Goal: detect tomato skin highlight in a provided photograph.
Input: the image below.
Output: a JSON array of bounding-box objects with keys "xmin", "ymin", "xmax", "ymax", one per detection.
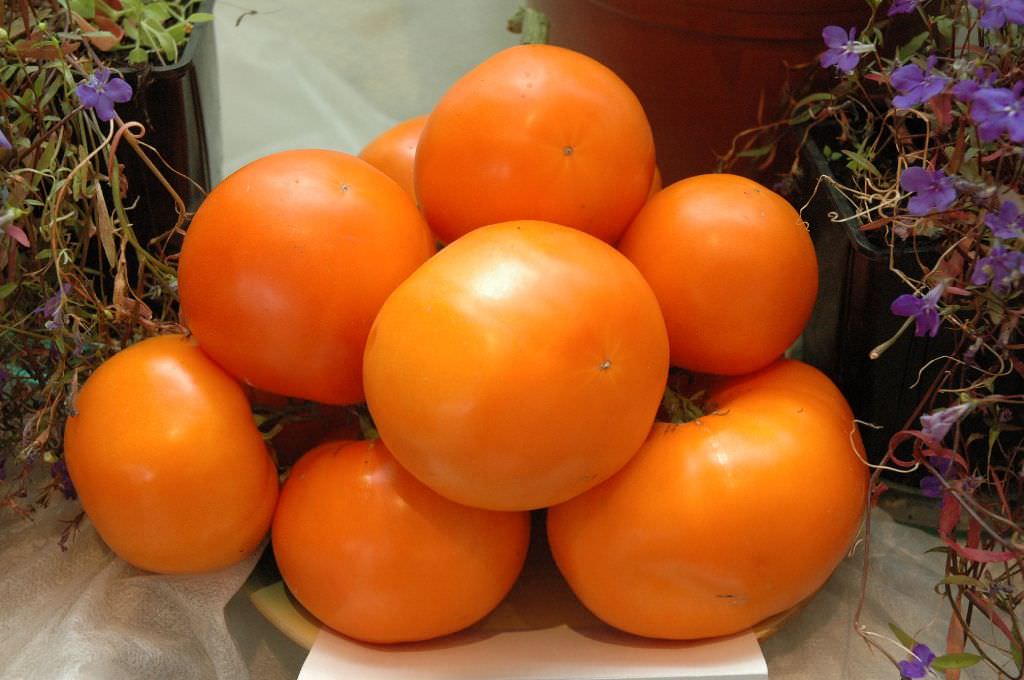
[
  {"xmin": 547, "ymin": 359, "xmax": 868, "ymax": 640},
  {"xmin": 415, "ymin": 44, "xmax": 655, "ymax": 244},
  {"xmin": 271, "ymin": 438, "xmax": 531, "ymax": 644},
  {"xmin": 178, "ymin": 148, "xmax": 436, "ymax": 405},
  {"xmin": 617, "ymin": 173, "xmax": 818, "ymax": 376},
  {"xmin": 63, "ymin": 334, "xmax": 279, "ymax": 574},
  {"xmin": 363, "ymin": 220, "xmax": 670, "ymax": 511}
]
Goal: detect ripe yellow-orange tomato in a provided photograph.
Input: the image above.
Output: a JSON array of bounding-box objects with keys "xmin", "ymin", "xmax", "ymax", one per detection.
[
  {"xmin": 415, "ymin": 44, "xmax": 655, "ymax": 244},
  {"xmin": 272, "ymin": 438, "xmax": 530, "ymax": 644},
  {"xmin": 178, "ymin": 149, "xmax": 436, "ymax": 405},
  {"xmin": 358, "ymin": 114, "xmax": 427, "ymax": 199},
  {"xmin": 547, "ymin": 359, "xmax": 868, "ymax": 640},
  {"xmin": 617, "ymin": 173, "xmax": 818, "ymax": 375},
  {"xmin": 63, "ymin": 335, "xmax": 279, "ymax": 574},
  {"xmin": 363, "ymin": 220, "xmax": 669, "ymax": 511}
]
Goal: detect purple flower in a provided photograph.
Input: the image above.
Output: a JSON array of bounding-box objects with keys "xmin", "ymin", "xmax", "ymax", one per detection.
[
  {"xmin": 986, "ymin": 201, "xmax": 1024, "ymax": 239},
  {"xmin": 899, "ymin": 643, "xmax": 936, "ymax": 678},
  {"xmin": 75, "ymin": 68, "xmax": 133, "ymax": 122},
  {"xmin": 35, "ymin": 282, "xmax": 73, "ymax": 330},
  {"xmin": 921, "ymin": 403, "xmax": 971, "ymax": 443},
  {"xmin": 970, "ymin": 84, "xmax": 1024, "ymax": 142},
  {"xmin": 900, "ymin": 166, "xmax": 957, "ymax": 215},
  {"xmin": 820, "ymin": 26, "xmax": 874, "ymax": 74},
  {"xmin": 920, "ymin": 455, "xmax": 954, "ymax": 497},
  {"xmin": 0, "ymin": 129, "xmax": 10, "ymax": 150},
  {"xmin": 889, "ymin": 0, "xmax": 920, "ymax": 14},
  {"xmin": 891, "ymin": 56, "xmax": 950, "ymax": 108},
  {"xmin": 969, "ymin": 0, "xmax": 1024, "ymax": 28},
  {"xmin": 952, "ymin": 68, "xmax": 996, "ymax": 103},
  {"xmin": 891, "ymin": 282, "xmax": 945, "ymax": 337},
  {"xmin": 971, "ymin": 246, "xmax": 1024, "ymax": 292}
]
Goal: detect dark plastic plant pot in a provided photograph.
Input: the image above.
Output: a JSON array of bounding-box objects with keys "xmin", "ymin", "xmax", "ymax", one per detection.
[
  {"xmin": 116, "ymin": 0, "xmax": 219, "ymax": 249},
  {"xmin": 797, "ymin": 138, "xmax": 955, "ymax": 467}
]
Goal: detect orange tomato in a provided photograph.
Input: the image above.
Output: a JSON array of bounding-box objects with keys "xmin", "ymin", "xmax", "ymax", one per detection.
[
  {"xmin": 617, "ymin": 173, "xmax": 818, "ymax": 375},
  {"xmin": 63, "ymin": 334, "xmax": 279, "ymax": 574},
  {"xmin": 271, "ymin": 438, "xmax": 531, "ymax": 643},
  {"xmin": 358, "ymin": 114, "xmax": 427, "ymax": 199},
  {"xmin": 363, "ymin": 220, "xmax": 669, "ymax": 511},
  {"xmin": 178, "ymin": 149, "xmax": 436, "ymax": 405},
  {"xmin": 547, "ymin": 359, "xmax": 868, "ymax": 640},
  {"xmin": 415, "ymin": 44, "xmax": 655, "ymax": 244}
]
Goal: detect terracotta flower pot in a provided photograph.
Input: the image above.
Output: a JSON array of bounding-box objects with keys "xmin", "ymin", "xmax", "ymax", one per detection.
[{"xmin": 529, "ymin": 0, "xmax": 869, "ymax": 184}]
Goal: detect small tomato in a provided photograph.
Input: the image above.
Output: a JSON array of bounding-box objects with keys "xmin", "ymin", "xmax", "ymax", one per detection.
[{"xmin": 63, "ymin": 335, "xmax": 279, "ymax": 574}]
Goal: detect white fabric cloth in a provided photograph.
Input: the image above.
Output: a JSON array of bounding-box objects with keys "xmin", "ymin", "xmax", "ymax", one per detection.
[
  {"xmin": 0, "ymin": 500, "xmax": 960, "ymax": 680},
  {"xmin": 0, "ymin": 499, "xmax": 258, "ymax": 680}
]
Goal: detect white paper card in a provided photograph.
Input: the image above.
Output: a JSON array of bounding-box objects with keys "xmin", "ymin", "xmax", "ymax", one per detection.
[{"xmin": 298, "ymin": 625, "xmax": 767, "ymax": 680}]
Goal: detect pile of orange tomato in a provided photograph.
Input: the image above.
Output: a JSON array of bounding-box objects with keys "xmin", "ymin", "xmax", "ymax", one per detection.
[{"xmin": 63, "ymin": 44, "xmax": 868, "ymax": 645}]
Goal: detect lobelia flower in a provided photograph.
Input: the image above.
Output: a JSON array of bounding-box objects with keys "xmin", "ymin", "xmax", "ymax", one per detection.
[
  {"xmin": 952, "ymin": 67, "xmax": 995, "ymax": 103},
  {"xmin": 899, "ymin": 643, "xmax": 937, "ymax": 678},
  {"xmin": 0, "ymin": 129, "xmax": 10, "ymax": 150},
  {"xmin": 970, "ymin": 83, "xmax": 1024, "ymax": 143},
  {"xmin": 819, "ymin": 26, "xmax": 875, "ymax": 74},
  {"xmin": 920, "ymin": 455, "xmax": 954, "ymax": 498},
  {"xmin": 971, "ymin": 245, "xmax": 1024, "ymax": 292},
  {"xmin": 921, "ymin": 403, "xmax": 972, "ymax": 443},
  {"xmin": 985, "ymin": 200, "xmax": 1024, "ymax": 239},
  {"xmin": 889, "ymin": 0, "xmax": 919, "ymax": 14},
  {"xmin": 75, "ymin": 68, "xmax": 133, "ymax": 122},
  {"xmin": 900, "ymin": 166, "xmax": 957, "ymax": 215},
  {"xmin": 35, "ymin": 282, "xmax": 73, "ymax": 330},
  {"xmin": 969, "ymin": 0, "xmax": 1024, "ymax": 29},
  {"xmin": 890, "ymin": 282, "xmax": 946, "ymax": 337},
  {"xmin": 891, "ymin": 56, "xmax": 950, "ymax": 108}
]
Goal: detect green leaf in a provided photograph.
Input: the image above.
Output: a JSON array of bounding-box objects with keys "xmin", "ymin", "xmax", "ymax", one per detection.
[
  {"xmin": 0, "ymin": 282, "xmax": 18, "ymax": 300},
  {"xmin": 1012, "ymin": 642, "xmax": 1022, "ymax": 671},
  {"xmin": 935, "ymin": 16, "xmax": 954, "ymax": 39},
  {"xmin": 70, "ymin": 0, "xmax": 96, "ymax": 19},
  {"xmin": 787, "ymin": 110, "xmax": 814, "ymax": 126},
  {"xmin": 35, "ymin": 248, "xmax": 52, "ymax": 261},
  {"xmin": 793, "ymin": 91, "xmax": 832, "ymax": 110},
  {"xmin": 842, "ymin": 149, "xmax": 881, "ymax": 177},
  {"xmin": 897, "ymin": 31, "xmax": 930, "ymax": 62},
  {"xmin": 143, "ymin": 2, "xmax": 172, "ymax": 23},
  {"xmin": 167, "ymin": 23, "xmax": 186, "ymax": 43},
  {"xmin": 127, "ymin": 46, "xmax": 148, "ymax": 64},
  {"xmin": 186, "ymin": 12, "xmax": 214, "ymax": 23},
  {"xmin": 736, "ymin": 145, "xmax": 773, "ymax": 159},
  {"xmin": 889, "ymin": 623, "xmax": 917, "ymax": 649},
  {"xmin": 931, "ymin": 653, "xmax": 983, "ymax": 670},
  {"xmin": 149, "ymin": 21, "xmax": 178, "ymax": 61}
]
